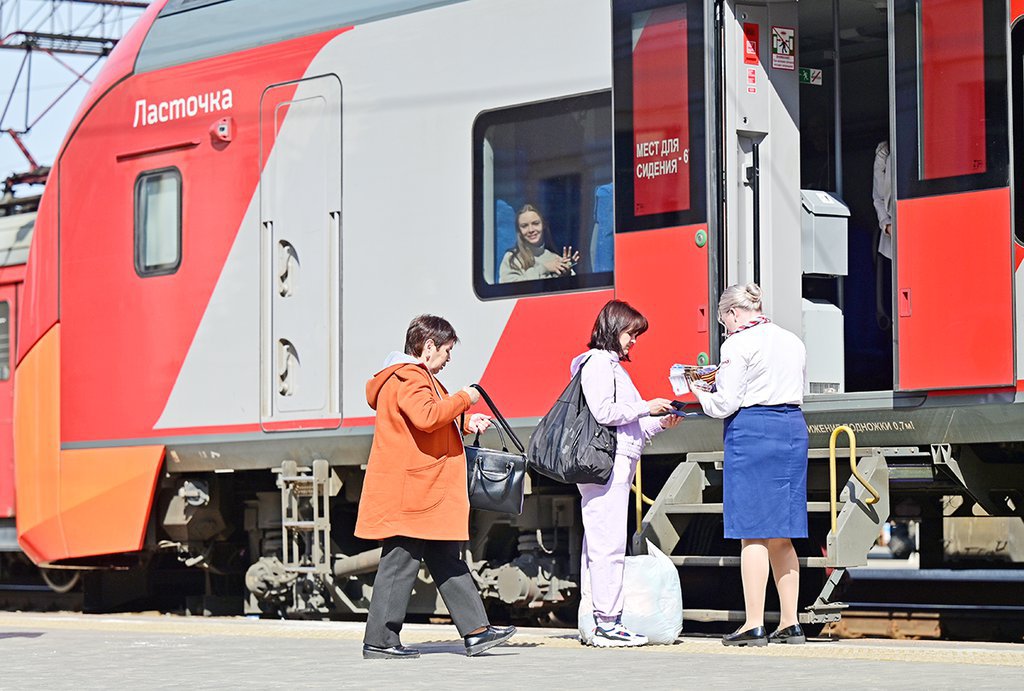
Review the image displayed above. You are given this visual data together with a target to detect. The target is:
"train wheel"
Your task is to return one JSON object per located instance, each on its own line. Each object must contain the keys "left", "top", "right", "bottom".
{"left": 40, "top": 568, "right": 82, "bottom": 594}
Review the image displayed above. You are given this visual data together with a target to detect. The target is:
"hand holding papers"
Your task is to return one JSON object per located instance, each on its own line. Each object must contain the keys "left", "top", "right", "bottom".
{"left": 669, "top": 364, "right": 718, "bottom": 395}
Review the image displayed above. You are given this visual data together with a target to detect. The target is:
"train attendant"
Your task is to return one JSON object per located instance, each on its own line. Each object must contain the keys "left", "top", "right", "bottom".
{"left": 356, "top": 315, "right": 516, "bottom": 659}
{"left": 573, "top": 300, "right": 679, "bottom": 647}
{"left": 498, "top": 203, "right": 580, "bottom": 282}
{"left": 691, "top": 284, "right": 809, "bottom": 647}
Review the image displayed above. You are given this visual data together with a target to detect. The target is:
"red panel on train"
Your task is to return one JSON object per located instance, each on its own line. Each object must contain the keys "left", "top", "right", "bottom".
{"left": 615, "top": 225, "right": 709, "bottom": 400}
{"left": 896, "top": 188, "right": 1013, "bottom": 390}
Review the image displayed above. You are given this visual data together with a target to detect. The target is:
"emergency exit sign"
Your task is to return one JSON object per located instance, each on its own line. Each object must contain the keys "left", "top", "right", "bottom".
{"left": 799, "top": 67, "right": 822, "bottom": 86}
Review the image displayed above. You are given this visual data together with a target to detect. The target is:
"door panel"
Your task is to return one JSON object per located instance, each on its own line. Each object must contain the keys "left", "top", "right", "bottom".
{"left": 896, "top": 190, "right": 1013, "bottom": 389}
{"left": 260, "top": 75, "right": 342, "bottom": 430}
{"left": 892, "top": 0, "right": 1012, "bottom": 390}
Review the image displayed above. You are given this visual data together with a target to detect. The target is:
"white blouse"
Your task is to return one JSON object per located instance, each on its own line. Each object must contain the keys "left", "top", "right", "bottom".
{"left": 695, "top": 322, "right": 807, "bottom": 419}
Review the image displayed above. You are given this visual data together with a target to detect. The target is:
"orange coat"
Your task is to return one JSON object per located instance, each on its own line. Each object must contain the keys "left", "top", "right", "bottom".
{"left": 354, "top": 361, "right": 473, "bottom": 541}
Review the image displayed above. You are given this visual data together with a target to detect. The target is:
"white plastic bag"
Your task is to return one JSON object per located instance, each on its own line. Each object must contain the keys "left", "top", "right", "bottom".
{"left": 578, "top": 540, "right": 683, "bottom": 645}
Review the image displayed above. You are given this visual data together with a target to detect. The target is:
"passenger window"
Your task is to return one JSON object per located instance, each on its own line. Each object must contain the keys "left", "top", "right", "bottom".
{"left": 472, "top": 92, "right": 613, "bottom": 300}
{"left": 0, "top": 301, "right": 9, "bottom": 380}
{"left": 612, "top": 0, "right": 707, "bottom": 232}
{"left": 134, "top": 168, "right": 182, "bottom": 276}
{"left": 893, "top": 0, "right": 1007, "bottom": 198}
{"left": 1013, "top": 19, "right": 1024, "bottom": 242}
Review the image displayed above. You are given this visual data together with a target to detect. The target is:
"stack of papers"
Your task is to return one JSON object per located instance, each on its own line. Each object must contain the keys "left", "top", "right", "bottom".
{"left": 669, "top": 364, "right": 719, "bottom": 395}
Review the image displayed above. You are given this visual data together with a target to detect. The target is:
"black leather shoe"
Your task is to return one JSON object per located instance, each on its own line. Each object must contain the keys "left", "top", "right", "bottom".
{"left": 722, "top": 626, "right": 768, "bottom": 647}
{"left": 464, "top": 625, "right": 516, "bottom": 657}
{"left": 769, "top": 624, "right": 806, "bottom": 645}
{"left": 362, "top": 644, "right": 421, "bottom": 660}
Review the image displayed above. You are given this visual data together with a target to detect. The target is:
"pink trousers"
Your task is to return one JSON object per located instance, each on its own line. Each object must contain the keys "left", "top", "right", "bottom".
{"left": 578, "top": 453, "right": 638, "bottom": 623}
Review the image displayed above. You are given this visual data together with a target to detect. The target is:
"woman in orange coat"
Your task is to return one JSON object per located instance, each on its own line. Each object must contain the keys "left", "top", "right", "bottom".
{"left": 356, "top": 314, "right": 516, "bottom": 659}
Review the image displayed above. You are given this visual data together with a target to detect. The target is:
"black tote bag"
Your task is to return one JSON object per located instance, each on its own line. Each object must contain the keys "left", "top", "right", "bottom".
{"left": 526, "top": 356, "right": 616, "bottom": 485}
{"left": 464, "top": 384, "right": 527, "bottom": 514}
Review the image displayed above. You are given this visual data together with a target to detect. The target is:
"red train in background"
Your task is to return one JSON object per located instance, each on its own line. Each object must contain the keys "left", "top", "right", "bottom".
{"left": 5, "top": 0, "right": 1024, "bottom": 625}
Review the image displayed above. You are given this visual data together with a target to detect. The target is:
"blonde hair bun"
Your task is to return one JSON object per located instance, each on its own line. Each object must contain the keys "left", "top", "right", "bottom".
{"left": 718, "top": 282, "right": 764, "bottom": 318}
{"left": 743, "top": 283, "right": 763, "bottom": 310}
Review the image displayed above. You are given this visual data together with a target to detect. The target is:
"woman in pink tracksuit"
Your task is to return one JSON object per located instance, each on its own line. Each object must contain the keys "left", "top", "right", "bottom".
{"left": 571, "top": 300, "right": 679, "bottom": 647}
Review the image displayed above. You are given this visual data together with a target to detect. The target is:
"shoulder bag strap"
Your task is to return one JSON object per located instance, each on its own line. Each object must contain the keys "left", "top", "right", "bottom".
{"left": 579, "top": 354, "right": 616, "bottom": 405}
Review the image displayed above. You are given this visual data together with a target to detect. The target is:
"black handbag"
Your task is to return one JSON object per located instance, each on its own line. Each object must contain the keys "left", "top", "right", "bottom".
{"left": 464, "top": 384, "right": 527, "bottom": 514}
{"left": 527, "top": 356, "right": 616, "bottom": 485}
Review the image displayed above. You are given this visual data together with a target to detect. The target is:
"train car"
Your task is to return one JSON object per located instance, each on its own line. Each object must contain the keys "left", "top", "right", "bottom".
{"left": 0, "top": 211, "right": 37, "bottom": 579}
{"left": 12, "top": 0, "right": 1024, "bottom": 623}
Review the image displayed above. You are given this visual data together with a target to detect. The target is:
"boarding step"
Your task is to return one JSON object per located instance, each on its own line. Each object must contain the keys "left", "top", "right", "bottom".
{"left": 663, "top": 501, "right": 839, "bottom": 514}
{"left": 282, "top": 520, "right": 328, "bottom": 531}
{"left": 671, "top": 556, "right": 828, "bottom": 568}
{"left": 279, "top": 459, "right": 332, "bottom": 577}
{"left": 684, "top": 606, "right": 844, "bottom": 625}
{"left": 684, "top": 606, "right": 843, "bottom": 626}
{"left": 279, "top": 475, "right": 319, "bottom": 484}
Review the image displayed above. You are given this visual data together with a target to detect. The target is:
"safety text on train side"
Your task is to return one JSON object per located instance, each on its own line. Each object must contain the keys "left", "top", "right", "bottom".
{"left": 806, "top": 420, "right": 917, "bottom": 435}
{"left": 133, "top": 89, "right": 234, "bottom": 128}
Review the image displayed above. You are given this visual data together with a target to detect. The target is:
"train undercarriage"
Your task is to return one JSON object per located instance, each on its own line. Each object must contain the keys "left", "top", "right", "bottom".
{"left": 36, "top": 426, "right": 1014, "bottom": 636}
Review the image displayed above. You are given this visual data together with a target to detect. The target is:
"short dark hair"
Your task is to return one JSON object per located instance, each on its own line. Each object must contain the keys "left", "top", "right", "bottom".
{"left": 404, "top": 314, "right": 459, "bottom": 356}
{"left": 587, "top": 300, "right": 648, "bottom": 361}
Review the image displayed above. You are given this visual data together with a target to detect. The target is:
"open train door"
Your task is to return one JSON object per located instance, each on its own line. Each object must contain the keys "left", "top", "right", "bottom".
{"left": 259, "top": 75, "right": 343, "bottom": 431}
{"left": 610, "top": 0, "right": 713, "bottom": 394}
{"left": 891, "top": 0, "right": 1012, "bottom": 390}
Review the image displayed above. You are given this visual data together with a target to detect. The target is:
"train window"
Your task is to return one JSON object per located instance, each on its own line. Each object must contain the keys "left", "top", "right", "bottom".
{"left": 472, "top": 92, "right": 614, "bottom": 300}
{"left": 893, "top": 0, "right": 1007, "bottom": 198}
{"left": 134, "top": 168, "right": 182, "bottom": 277}
{"left": 1013, "top": 19, "right": 1024, "bottom": 243}
{"left": 612, "top": 0, "right": 706, "bottom": 232}
{"left": 141, "top": 0, "right": 470, "bottom": 73}
{"left": 0, "top": 301, "right": 9, "bottom": 380}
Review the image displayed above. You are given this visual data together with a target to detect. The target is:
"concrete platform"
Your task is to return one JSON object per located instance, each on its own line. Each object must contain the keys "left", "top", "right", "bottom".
{"left": 0, "top": 612, "right": 1021, "bottom": 689}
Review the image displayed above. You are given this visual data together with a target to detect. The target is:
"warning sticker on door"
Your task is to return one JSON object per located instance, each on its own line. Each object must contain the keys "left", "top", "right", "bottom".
{"left": 771, "top": 26, "right": 795, "bottom": 71}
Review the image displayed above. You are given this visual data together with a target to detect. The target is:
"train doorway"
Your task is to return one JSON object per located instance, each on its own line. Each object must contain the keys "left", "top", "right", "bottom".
{"left": 717, "top": 1, "right": 910, "bottom": 394}
{"left": 259, "top": 75, "right": 343, "bottom": 431}
{"left": 798, "top": 1, "right": 893, "bottom": 393}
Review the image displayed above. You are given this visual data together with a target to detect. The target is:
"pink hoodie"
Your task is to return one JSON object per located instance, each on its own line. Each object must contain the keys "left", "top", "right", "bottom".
{"left": 570, "top": 349, "right": 664, "bottom": 461}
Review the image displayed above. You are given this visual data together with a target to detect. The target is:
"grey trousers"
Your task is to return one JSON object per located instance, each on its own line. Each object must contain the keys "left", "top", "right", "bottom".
{"left": 363, "top": 536, "right": 489, "bottom": 648}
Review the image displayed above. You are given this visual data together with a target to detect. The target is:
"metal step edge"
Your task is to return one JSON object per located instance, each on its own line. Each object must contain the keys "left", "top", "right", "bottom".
{"left": 663, "top": 501, "right": 842, "bottom": 514}
{"left": 671, "top": 556, "right": 828, "bottom": 568}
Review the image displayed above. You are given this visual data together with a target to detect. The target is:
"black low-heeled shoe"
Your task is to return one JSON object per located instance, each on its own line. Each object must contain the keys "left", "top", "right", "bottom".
{"left": 722, "top": 625, "right": 768, "bottom": 647}
{"left": 769, "top": 624, "right": 806, "bottom": 645}
{"left": 464, "top": 624, "right": 516, "bottom": 657}
{"left": 362, "top": 644, "right": 421, "bottom": 660}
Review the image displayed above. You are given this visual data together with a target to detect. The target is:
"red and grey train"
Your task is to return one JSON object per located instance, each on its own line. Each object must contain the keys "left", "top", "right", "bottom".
{"left": 7, "top": 0, "right": 1024, "bottom": 617}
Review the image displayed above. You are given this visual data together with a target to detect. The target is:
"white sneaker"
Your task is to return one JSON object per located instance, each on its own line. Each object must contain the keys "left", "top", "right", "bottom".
{"left": 591, "top": 620, "right": 648, "bottom": 648}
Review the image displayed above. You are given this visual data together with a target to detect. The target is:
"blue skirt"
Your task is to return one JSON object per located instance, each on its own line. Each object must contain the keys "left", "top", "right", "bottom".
{"left": 723, "top": 405, "right": 809, "bottom": 539}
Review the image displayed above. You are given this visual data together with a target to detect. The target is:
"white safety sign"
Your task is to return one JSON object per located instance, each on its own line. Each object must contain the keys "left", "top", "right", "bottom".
{"left": 771, "top": 26, "right": 795, "bottom": 71}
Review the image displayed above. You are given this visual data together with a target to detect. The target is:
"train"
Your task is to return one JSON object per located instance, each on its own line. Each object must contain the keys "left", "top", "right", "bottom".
{"left": 7, "top": 0, "right": 1024, "bottom": 624}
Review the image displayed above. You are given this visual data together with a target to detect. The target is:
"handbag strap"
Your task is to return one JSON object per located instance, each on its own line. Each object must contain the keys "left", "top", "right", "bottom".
{"left": 469, "top": 384, "right": 525, "bottom": 454}
{"left": 471, "top": 417, "right": 509, "bottom": 452}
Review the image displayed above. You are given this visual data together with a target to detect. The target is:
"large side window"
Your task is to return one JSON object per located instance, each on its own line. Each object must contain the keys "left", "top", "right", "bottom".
{"left": 134, "top": 167, "right": 182, "bottom": 276}
{"left": 894, "top": 0, "right": 1007, "bottom": 198}
{"left": 1013, "top": 18, "right": 1024, "bottom": 242}
{"left": 612, "top": 0, "right": 706, "bottom": 232}
{"left": 472, "top": 92, "right": 613, "bottom": 300}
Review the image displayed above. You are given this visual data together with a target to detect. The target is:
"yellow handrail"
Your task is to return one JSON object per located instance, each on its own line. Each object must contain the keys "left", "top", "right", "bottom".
{"left": 632, "top": 458, "right": 655, "bottom": 530}
{"left": 828, "top": 425, "right": 881, "bottom": 534}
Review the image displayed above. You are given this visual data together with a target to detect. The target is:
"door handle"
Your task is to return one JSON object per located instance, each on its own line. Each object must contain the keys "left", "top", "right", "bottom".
{"left": 697, "top": 305, "right": 708, "bottom": 333}
{"left": 277, "top": 339, "right": 299, "bottom": 396}
{"left": 277, "top": 240, "right": 299, "bottom": 297}
{"left": 898, "top": 288, "right": 911, "bottom": 317}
